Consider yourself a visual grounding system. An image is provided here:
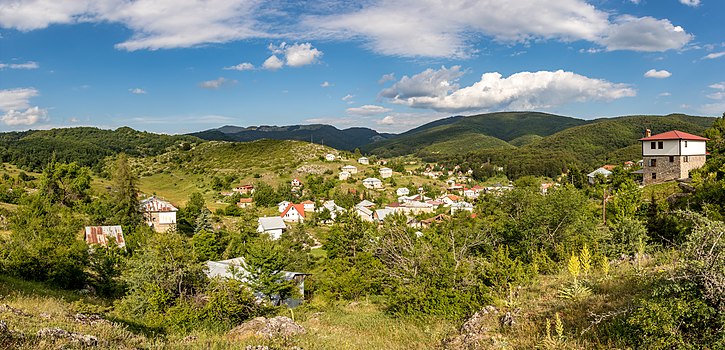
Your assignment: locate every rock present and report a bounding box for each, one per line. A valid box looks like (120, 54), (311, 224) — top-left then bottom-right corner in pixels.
(0, 304), (29, 316)
(499, 311), (515, 328)
(229, 316), (305, 341)
(73, 313), (109, 325)
(182, 335), (198, 343)
(37, 327), (98, 347)
(0, 320), (8, 333)
(39, 312), (51, 319)
(442, 306), (512, 349)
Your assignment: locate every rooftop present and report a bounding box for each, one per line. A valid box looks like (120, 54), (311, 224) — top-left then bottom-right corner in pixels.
(639, 130), (709, 141)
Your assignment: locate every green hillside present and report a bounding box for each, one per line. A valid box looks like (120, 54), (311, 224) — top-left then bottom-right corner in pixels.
(509, 134), (543, 147)
(421, 133), (515, 154)
(366, 111), (587, 157)
(0, 127), (200, 172)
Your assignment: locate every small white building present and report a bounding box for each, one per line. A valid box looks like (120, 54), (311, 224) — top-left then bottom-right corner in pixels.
(325, 153), (336, 161)
(379, 167), (393, 178)
(355, 205), (374, 222)
(450, 202), (474, 215)
(281, 203), (306, 223)
(291, 178), (302, 188)
(339, 171), (351, 180)
(278, 201), (291, 213)
(396, 187), (410, 196)
(374, 208), (395, 222)
(257, 217), (287, 240)
(341, 165), (358, 174)
(301, 200), (316, 212)
(362, 177), (383, 189)
(587, 168), (613, 184)
(139, 196), (178, 233)
(317, 200), (346, 220)
(358, 157), (369, 165)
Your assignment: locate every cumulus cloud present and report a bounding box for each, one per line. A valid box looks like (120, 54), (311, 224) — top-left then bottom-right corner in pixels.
(0, 61), (39, 70)
(199, 77), (235, 89)
(707, 83), (725, 100)
(599, 16), (691, 52)
(304, 0), (691, 57)
(224, 62), (254, 71)
(265, 42), (323, 68)
(378, 73), (395, 85)
(377, 115), (395, 125)
(321, 81), (332, 87)
(346, 105), (392, 116)
(644, 69), (672, 78)
(679, 0), (700, 6)
(380, 66), (636, 112)
(703, 52), (725, 60)
(129, 88), (147, 94)
(262, 55), (284, 70)
(0, 88), (47, 126)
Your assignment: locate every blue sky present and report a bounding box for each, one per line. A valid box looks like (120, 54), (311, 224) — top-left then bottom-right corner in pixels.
(0, 0), (723, 134)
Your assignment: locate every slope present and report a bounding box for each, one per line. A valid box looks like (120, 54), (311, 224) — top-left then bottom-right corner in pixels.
(190, 124), (393, 151)
(366, 112), (588, 157)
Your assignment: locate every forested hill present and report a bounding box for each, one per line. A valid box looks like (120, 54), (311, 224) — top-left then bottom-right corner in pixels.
(189, 124), (394, 151)
(0, 127), (201, 172)
(364, 111), (589, 157)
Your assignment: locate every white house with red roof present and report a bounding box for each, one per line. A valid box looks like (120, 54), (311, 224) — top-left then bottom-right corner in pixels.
(640, 129), (708, 185)
(281, 203), (306, 223)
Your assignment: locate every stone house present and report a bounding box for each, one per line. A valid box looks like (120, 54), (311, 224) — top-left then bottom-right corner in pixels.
(640, 129), (708, 185)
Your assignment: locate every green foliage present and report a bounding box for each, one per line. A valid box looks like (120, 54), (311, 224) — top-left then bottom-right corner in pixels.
(243, 238), (298, 305)
(38, 161), (91, 207)
(608, 217), (649, 255)
(87, 245), (126, 298)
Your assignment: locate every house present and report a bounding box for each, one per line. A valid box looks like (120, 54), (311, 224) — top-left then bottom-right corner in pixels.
(587, 167), (613, 184)
(281, 203), (306, 223)
(439, 194), (460, 206)
(317, 200), (346, 221)
(355, 205), (374, 222)
(374, 208), (395, 222)
(379, 167), (393, 178)
(84, 226), (125, 249)
(237, 197), (254, 208)
(325, 153), (336, 161)
(278, 201), (291, 213)
(640, 129), (708, 185)
(301, 200), (315, 212)
(257, 216), (286, 240)
(233, 184), (255, 195)
(341, 165), (358, 174)
(357, 199), (376, 208)
(399, 201), (434, 215)
(139, 196), (178, 232)
(420, 214), (450, 228)
(206, 257), (308, 307)
(396, 187), (410, 196)
(623, 161), (635, 169)
(339, 171), (351, 180)
(358, 157), (369, 165)
(450, 202), (474, 215)
(362, 177), (383, 189)
(291, 178), (302, 188)
(540, 182), (555, 194)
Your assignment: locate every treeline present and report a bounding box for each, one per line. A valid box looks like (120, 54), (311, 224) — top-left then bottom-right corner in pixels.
(0, 127), (200, 172)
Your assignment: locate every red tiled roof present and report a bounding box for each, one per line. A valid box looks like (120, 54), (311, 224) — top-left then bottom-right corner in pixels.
(639, 130), (709, 141)
(602, 164), (617, 171)
(301, 200), (314, 204)
(280, 203), (305, 218)
(238, 198), (253, 203)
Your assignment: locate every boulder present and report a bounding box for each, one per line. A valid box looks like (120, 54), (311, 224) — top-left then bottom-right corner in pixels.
(229, 316), (305, 341)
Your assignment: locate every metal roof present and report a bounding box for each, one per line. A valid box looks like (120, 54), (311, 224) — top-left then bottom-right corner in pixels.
(258, 216), (287, 231)
(139, 196), (178, 213)
(84, 226), (125, 248)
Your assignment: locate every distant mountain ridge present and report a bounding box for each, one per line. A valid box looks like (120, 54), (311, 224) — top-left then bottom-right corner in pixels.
(189, 124), (393, 151)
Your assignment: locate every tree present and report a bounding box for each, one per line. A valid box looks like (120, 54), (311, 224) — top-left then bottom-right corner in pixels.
(110, 154), (142, 229)
(242, 238), (297, 305)
(38, 161), (91, 207)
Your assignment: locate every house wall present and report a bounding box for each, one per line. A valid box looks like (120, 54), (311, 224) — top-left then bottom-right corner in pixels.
(642, 155), (706, 185)
(680, 140), (707, 156)
(642, 140), (679, 156)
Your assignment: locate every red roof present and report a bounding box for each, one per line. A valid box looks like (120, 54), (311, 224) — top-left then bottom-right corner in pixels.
(602, 164), (617, 171)
(280, 203), (305, 218)
(301, 200), (314, 204)
(238, 198), (253, 203)
(639, 130), (709, 141)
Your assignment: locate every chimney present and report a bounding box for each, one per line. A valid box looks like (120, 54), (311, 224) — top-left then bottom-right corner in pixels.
(645, 129), (651, 137)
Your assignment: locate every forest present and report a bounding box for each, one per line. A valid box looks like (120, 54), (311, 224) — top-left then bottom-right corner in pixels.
(0, 115), (723, 349)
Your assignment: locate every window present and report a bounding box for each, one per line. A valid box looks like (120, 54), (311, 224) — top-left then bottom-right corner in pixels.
(649, 159), (657, 167)
(650, 141), (656, 149)
(652, 173), (657, 180)
(658, 141), (663, 149)
(684, 140), (688, 148)
(669, 156), (674, 162)
(684, 156), (689, 163)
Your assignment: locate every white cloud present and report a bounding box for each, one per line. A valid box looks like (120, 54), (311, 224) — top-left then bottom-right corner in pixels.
(700, 102), (725, 115)
(262, 55), (284, 70)
(199, 77), (235, 89)
(378, 73), (395, 85)
(321, 81), (332, 87)
(378, 116), (395, 125)
(346, 105), (392, 116)
(224, 62), (254, 71)
(381, 67), (636, 113)
(0, 88), (47, 126)
(304, 0), (691, 57)
(341, 94), (354, 103)
(1, 106), (47, 126)
(599, 16), (692, 52)
(707, 83), (725, 100)
(679, 0), (700, 6)
(644, 69), (672, 79)
(129, 88), (147, 94)
(703, 52), (725, 60)
(659, 92), (672, 97)
(265, 42), (323, 68)
(710, 83), (725, 90)
(0, 61), (39, 70)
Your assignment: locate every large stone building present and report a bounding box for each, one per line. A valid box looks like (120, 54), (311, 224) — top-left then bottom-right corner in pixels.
(640, 129), (708, 185)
